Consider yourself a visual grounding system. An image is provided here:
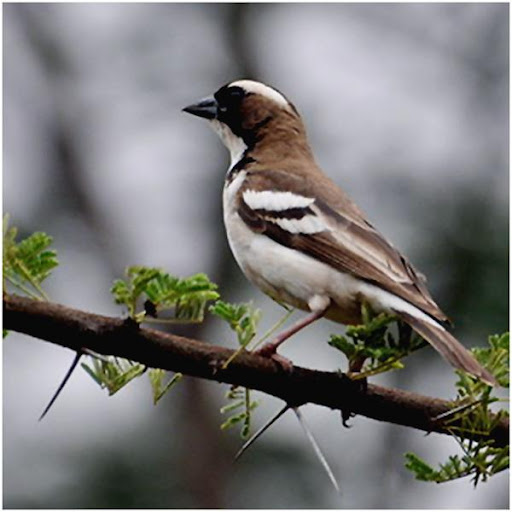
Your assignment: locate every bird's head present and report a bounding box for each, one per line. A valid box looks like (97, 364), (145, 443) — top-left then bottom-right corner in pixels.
(183, 79), (310, 167)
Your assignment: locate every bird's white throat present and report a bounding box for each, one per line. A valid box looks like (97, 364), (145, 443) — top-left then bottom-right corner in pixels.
(209, 119), (247, 171)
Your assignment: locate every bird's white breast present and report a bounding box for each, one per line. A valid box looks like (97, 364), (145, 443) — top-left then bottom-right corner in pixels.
(222, 172), (359, 314)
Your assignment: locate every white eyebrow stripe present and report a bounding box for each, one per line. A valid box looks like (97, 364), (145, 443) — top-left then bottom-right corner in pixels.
(229, 80), (290, 109)
(243, 190), (315, 211)
(273, 216), (327, 234)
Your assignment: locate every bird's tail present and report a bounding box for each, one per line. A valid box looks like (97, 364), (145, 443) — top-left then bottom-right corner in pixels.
(395, 310), (498, 387)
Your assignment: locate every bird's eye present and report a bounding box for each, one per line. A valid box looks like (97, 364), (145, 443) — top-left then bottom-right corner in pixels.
(227, 87), (244, 99)
(212, 84), (247, 126)
(215, 86), (245, 107)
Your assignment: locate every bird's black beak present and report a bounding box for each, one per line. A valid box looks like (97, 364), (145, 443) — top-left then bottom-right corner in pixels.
(182, 96), (218, 120)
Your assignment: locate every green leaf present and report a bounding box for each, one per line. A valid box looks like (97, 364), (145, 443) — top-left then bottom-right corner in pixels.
(405, 332), (509, 486)
(404, 453), (438, 482)
(470, 332), (509, 388)
(109, 363), (146, 394)
(328, 305), (424, 376)
(82, 358), (183, 404)
(209, 300), (261, 346)
(220, 411), (249, 430)
(111, 279), (131, 302)
(81, 361), (105, 386)
(220, 386), (259, 439)
(328, 335), (356, 358)
(220, 399), (245, 415)
(111, 267), (219, 322)
(148, 369), (182, 404)
(3, 215), (58, 300)
(405, 444), (508, 485)
(81, 357), (146, 395)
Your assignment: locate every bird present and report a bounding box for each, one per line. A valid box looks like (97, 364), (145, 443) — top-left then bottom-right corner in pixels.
(183, 79), (497, 386)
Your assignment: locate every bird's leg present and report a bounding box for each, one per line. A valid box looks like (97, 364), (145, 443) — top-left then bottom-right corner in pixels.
(254, 301), (329, 368)
(255, 308), (327, 356)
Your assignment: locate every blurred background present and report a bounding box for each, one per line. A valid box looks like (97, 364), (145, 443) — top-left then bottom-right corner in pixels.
(3, 3), (509, 508)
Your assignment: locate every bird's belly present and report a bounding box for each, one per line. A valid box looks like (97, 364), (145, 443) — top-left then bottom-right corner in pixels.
(223, 208), (363, 324)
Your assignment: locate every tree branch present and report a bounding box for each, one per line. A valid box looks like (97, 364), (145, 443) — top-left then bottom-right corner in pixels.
(3, 293), (508, 447)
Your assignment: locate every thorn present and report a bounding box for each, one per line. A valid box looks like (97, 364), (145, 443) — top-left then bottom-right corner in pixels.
(293, 407), (341, 494)
(432, 399), (482, 423)
(235, 404), (290, 461)
(39, 351), (82, 421)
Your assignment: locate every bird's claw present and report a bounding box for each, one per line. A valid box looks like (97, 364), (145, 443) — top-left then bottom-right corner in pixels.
(254, 345), (294, 373)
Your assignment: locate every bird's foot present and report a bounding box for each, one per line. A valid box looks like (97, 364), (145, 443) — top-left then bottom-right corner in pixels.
(254, 343), (294, 373)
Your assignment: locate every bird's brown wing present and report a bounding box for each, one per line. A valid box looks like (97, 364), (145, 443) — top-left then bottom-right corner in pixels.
(238, 168), (448, 323)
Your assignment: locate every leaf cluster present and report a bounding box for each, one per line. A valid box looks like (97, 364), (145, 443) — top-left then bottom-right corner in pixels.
(209, 300), (261, 347)
(111, 266), (219, 323)
(3, 215), (58, 301)
(82, 357), (146, 395)
(405, 445), (508, 486)
(209, 300), (263, 437)
(82, 268), (219, 403)
(220, 386), (259, 439)
(147, 368), (183, 405)
(94, 273), (264, 418)
(82, 356), (182, 405)
(406, 332), (509, 485)
(328, 303), (426, 377)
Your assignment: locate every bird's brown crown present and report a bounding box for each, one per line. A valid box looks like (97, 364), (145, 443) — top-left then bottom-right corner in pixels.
(215, 80), (309, 151)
